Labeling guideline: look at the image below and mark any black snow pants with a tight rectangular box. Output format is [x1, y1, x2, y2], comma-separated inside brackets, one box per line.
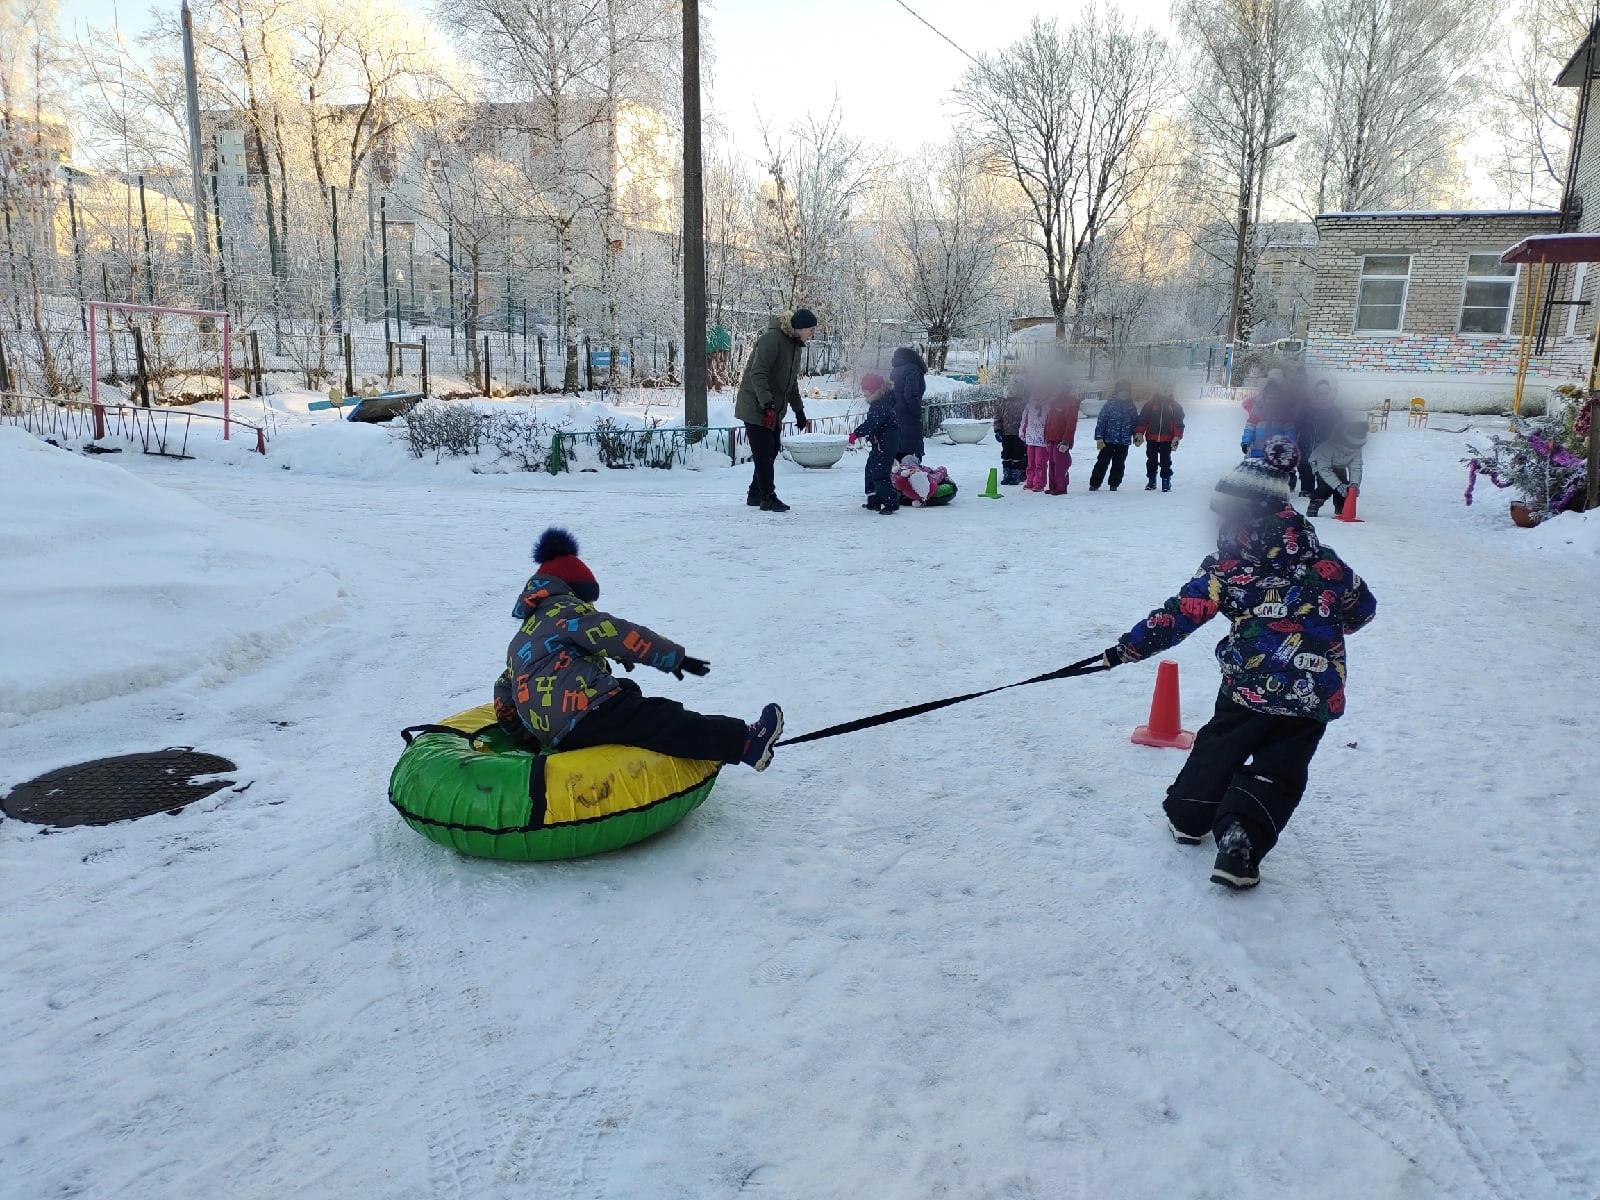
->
[1309, 467, 1351, 516]
[1000, 433, 1027, 484]
[1145, 439, 1174, 483]
[559, 680, 748, 764]
[1090, 443, 1129, 490]
[1164, 691, 1327, 857]
[863, 441, 900, 510]
[746, 422, 780, 502]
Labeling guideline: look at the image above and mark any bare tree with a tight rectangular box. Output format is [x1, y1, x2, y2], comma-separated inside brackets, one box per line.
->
[1482, 0, 1592, 208]
[1296, 0, 1492, 213]
[756, 102, 875, 316]
[885, 135, 1009, 370]
[956, 9, 1169, 341]
[1179, 0, 1307, 344]
[444, 0, 609, 393]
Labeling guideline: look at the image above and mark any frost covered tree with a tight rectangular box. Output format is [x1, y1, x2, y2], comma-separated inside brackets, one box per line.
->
[1178, 0, 1307, 344]
[1296, 0, 1492, 213]
[755, 102, 876, 319]
[956, 9, 1169, 342]
[885, 135, 1010, 370]
[1482, 0, 1592, 208]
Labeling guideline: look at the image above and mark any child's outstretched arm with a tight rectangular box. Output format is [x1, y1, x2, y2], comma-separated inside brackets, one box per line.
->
[559, 604, 690, 675]
[1102, 562, 1223, 666]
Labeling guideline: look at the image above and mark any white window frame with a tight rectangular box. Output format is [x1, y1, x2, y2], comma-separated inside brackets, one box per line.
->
[1566, 263, 1587, 339]
[1353, 254, 1411, 334]
[1458, 252, 1520, 338]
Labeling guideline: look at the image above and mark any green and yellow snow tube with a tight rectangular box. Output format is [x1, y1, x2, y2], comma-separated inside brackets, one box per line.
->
[388, 704, 720, 861]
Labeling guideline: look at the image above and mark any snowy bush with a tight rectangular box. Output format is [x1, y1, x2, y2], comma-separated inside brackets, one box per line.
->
[401, 402, 485, 462]
[483, 408, 554, 471]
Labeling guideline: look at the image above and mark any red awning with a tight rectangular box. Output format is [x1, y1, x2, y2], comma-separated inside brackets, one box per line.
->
[1500, 233, 1600, 264]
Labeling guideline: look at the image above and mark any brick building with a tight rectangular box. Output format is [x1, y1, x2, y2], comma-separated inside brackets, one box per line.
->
[1303, 26, 1600, 411]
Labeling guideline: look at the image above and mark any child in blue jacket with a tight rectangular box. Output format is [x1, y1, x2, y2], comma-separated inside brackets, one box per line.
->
[849, 372, 900, 514]
[1090, 379, 1138, 492]
[1099, 440, 1377, 889]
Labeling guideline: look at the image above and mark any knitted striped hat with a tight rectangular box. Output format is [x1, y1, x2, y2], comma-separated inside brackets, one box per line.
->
[1212, 436, 1300, 516]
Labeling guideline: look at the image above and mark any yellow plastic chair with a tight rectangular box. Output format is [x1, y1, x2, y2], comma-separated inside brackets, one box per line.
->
[1408, 397, 1428, 428]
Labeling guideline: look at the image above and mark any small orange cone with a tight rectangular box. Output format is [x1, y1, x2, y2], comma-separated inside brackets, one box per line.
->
[1335, 485, 1364, 523]
[1131, 659, 1195, 749]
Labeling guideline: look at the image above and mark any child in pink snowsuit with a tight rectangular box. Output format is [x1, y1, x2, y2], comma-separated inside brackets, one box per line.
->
[1019, 392, 1051, 491]
[891, 455, 950, 506]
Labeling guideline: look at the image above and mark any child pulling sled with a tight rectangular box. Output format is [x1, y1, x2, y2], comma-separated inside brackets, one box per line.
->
[1099, 440, 1377, 889]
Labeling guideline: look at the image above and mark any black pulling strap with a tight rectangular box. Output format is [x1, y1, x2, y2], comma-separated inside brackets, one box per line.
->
[774, 653, 1109, 748]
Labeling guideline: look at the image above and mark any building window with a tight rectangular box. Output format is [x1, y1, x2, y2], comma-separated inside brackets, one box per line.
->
[1565, 263, 1587, 338]
[1459, 253, 1519, 335]
[1355, 254, 1410, 332]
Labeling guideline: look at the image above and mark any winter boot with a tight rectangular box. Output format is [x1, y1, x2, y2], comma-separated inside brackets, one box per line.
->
[760, 496, 791, 513]
[741, 703, 785, 772]
[1145, 477, 1157, 491]
[1210, 820, 1260, 890]
[1168, 818, 1205, 846]
[1306, 498, 1324, 517]
[863, 497, 881, 511]
[746, 485, 762, 507]
[1161, 476, 1172, 493]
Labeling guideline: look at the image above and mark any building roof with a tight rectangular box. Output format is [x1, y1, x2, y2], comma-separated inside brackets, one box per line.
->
[1501, 232, 1600, 264]
[1555, 23, 1600, 88]
[1317, 209, 1559, 220]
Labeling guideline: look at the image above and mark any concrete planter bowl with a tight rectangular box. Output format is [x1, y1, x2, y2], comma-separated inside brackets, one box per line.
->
[942, 418, 992, 445]
[784, 432, 849, 469]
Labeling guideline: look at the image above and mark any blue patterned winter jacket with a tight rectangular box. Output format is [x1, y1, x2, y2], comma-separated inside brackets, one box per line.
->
[1094, 396, 1138, 446]
[1114, 508, 1377, 722]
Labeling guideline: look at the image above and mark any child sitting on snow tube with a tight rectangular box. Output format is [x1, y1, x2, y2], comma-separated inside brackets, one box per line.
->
[492, 528, 784, 770]
[891, 455, 956, 507]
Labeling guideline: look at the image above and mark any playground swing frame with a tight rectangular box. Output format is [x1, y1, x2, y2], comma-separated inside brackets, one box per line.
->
[1500, 233, 1600, 512]
[88, 302, 234, 440]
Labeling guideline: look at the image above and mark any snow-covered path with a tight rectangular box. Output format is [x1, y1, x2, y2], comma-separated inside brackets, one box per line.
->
[3, 409, 1596, 1199]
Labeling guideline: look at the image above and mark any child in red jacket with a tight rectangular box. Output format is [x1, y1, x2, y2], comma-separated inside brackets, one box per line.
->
[1043, 390, 1080, 495]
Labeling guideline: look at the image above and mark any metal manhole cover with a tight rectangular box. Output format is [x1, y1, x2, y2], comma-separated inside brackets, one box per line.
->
[0, 749, 239, 828]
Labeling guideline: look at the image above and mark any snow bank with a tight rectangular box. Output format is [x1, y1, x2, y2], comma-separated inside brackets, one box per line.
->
[0, 428, 346, 724]
[1527, 509, 1600, 555]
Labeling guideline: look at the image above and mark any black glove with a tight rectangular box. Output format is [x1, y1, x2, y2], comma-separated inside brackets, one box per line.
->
[1241, 442, 1250, 455]
[674, 656, 711, 680]
[619, 659, 635, 672]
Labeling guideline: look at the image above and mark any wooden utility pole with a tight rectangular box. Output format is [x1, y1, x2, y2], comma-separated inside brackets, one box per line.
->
[682, 0, 707, 431]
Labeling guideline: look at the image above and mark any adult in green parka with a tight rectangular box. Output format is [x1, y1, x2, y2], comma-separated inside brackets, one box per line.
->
[735, 308, 816, 512]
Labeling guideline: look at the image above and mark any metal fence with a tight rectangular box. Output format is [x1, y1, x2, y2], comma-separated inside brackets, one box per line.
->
[0, 392, 268, 456]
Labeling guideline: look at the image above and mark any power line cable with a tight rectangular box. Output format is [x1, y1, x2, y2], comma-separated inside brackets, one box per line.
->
[890, 0, 983, 66]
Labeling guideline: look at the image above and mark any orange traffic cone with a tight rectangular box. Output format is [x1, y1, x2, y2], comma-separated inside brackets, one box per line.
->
[1335, 485, 1364, 523]
[1131, 660, 1195, 750]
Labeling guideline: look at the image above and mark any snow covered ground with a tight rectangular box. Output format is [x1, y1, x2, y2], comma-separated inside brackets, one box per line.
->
[3, 401, 1597, 1200]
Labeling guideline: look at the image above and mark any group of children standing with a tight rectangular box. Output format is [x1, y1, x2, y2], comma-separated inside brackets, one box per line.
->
[995, 378, 1188, 494]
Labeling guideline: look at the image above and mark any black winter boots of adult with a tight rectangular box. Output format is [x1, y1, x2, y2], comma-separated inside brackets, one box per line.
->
[761, 496, 791, 513]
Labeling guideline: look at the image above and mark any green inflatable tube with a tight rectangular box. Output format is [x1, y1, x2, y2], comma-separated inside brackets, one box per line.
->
[388, 704, 720, 861]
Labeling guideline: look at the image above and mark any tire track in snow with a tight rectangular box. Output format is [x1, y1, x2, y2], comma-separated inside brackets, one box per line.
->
[491, 909, 709, 1197]
[1307, 824, 1588, 1200]
[378, 837, 504, 1200]
[1074, 905, 1485, 1197]
[1047, 803, 1483, 1198]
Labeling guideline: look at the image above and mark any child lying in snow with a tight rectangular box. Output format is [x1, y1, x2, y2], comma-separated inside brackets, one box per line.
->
[890, 455, 950, 507]
[493, 528, 784, 770]
[1099, 439, 1377, 890]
